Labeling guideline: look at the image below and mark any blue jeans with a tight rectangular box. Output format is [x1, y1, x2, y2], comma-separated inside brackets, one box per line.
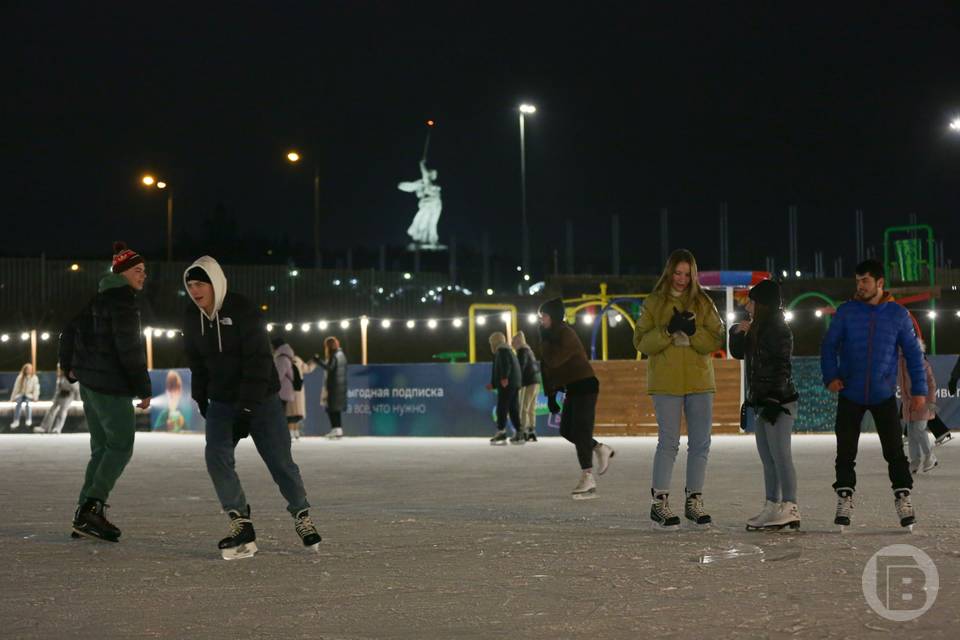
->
[651, 393, 713, 494]
[205, 395, 309, 515]
[906, 419, 931, 464]
[754, 401, 798, 503]
[13, 395, 32, 426]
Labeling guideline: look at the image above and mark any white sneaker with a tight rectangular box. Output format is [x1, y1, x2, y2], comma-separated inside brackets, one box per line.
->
[593, 443, 615, 475]
[571, 471, 596, 500]
[746, 500, 781, 530]
[760, 501, 801, 531]
[32, 426, 46, 434]
[326, 427, 343, 439]
[922, 454, 938, 472]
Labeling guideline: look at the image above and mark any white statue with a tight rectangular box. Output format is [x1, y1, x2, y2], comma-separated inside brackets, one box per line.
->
[398, 159, 443, 248]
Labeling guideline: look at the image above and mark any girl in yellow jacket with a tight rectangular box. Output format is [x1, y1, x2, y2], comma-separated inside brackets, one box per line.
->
[634, 249, 724, 530]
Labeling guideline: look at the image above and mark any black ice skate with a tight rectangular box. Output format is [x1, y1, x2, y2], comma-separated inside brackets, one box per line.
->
[489, 430, 508, 445]
[650, 490, 681, 531]
[684, 491, 712, 526]
[219, 507, 257, 560]
[524, 429, 538, 443]
[294, 509, 322, 552]
[834, 488, 854, 531]
[935, 431, 952, 447]
[894, 489, 916, 531]
[508, 430, 527, 445]
[72, 498, 120, 542]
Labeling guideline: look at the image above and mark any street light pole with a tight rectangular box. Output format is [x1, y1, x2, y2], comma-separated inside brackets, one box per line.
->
[166, 191, 173, 262]
[313, 164, 321, 268]
[518, 104, 536, 277]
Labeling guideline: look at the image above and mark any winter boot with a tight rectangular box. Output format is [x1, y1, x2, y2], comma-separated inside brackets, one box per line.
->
[745, 500, 781, 531]
[650, 490, 681, 530]
[834, 488, 854, 529]
[593, 443, 615, 475]
[761, 501, 801, 531]
[684, 491, 712, 526]
[293, 509, 322, 551]
[219, 506, 257, 560]
[894, 489, 916, 530]
[72, 498, 120, 542]
[571, 470, 597, 500]
[489, 430, 508, 445]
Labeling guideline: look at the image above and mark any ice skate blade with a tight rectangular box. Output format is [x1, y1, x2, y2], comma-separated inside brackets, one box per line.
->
[651, 522, 681, 532]
[760, 521, 800, 532]
[221, 542, 258, 560]
[72, 527, 118, 543]
[571, 490, 597, 500]
[489, 441, 508, 446]
[304, 542, 321, 553]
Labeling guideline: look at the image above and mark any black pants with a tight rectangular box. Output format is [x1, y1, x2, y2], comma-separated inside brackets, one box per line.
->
[560, 392, 599, 470]
[834, 395, 912, 492]
[496, 387, 521, 431]
[327, 410, 342, 429]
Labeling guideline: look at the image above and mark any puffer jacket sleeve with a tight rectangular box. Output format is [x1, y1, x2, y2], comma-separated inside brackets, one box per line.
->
[897, 309, 927, 397]
[237, 303, 275, 409]
[634, 297, 671, 355]
[689, 294, 724, 355]
[728, 325, 746, 360]
[111, 294, 152, 399]
[58, 315, 79, 382]
[820, 305, 845, 385]
[751, 321, 794, 400]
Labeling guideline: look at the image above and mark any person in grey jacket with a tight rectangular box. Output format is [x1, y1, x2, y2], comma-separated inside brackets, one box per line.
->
[38, 365, 80, 434]
[320, 336, 348, 439]
[487, 332, 523, 445]
[512, 331, 542, 442]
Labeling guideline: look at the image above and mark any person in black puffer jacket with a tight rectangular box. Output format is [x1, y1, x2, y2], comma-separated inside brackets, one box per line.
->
[729, 279, 801, 531]
[58, 242, 153, 543]
[511, 331, 542, 442]
[182, 255, 320, 560]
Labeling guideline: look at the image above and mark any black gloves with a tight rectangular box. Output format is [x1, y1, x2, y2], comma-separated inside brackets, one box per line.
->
[667, 307, 696, 336]
[233, 407, 253, 445]
[197, 398, 209, 419]
[950, 376, 958, 396]
[758, 399, 791, 425]
[547, 393, 562, 415]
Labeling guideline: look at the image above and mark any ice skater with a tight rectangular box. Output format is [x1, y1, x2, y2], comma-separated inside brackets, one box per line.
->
[729, 280, 801, 531]
[512, 331, 542, 442]
[10, 363, 40, 430]
[38, 365, 80, 433]
[634, 249, 724, 529]
[821, 259, 927, 530]
[538, 298, 614, 499]
[486, 332, 523, 445]
[319, 336, 347, 439]
[898, 341, 938, 475]
[59, 242, 152, 542]
[182, 256, 321, 559]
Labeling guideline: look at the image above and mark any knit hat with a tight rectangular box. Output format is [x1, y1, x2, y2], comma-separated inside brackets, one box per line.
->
[748, 279, 782, 308]
[538, 298, 566, 324]
[185, 266, 212, 284]
[111, 241, 144, 274]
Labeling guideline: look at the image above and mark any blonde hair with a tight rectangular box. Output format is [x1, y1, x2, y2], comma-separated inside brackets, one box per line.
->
[19, 363, 33, 376]
[653, 248, 706, 303]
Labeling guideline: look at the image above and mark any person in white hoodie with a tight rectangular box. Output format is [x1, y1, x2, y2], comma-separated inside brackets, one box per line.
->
[10, 363, 40, 429]
[181, 256, 321, 560]
[38, 364, 80, 434]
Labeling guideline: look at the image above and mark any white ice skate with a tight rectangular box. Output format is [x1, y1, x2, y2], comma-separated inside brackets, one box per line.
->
[326, 427, 343, 440]
[760, 502, 801, 532]
[894, 489, 915, 532]
[909, 458, 922, 475]
[571, 471, 596, 500]
[922, 454, 938, 473]
[745, 500, 780, 531]
[593, 443, 615, 475]
[834, 488, 854, 533]
[935, 431, 952, 446]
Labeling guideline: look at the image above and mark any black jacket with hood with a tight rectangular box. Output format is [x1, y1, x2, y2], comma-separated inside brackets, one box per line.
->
[729, 315, 798, 405]
[182, 256, 280, 410]
[58, 272, 152, 399]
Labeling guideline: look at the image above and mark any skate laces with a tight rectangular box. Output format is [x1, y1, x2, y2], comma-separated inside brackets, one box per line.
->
[652, 496, 676, 519]
[295, 512, 317, 537]
[685, 494, 706, 518]
[835, 494, 853, 518]
[895, 493, 913, 517]
[227, 514, 251, 537]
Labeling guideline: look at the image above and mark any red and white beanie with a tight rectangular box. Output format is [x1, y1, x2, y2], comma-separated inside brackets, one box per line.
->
[111, 241, 144, 274]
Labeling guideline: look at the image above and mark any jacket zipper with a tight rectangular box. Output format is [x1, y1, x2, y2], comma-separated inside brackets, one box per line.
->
[864, 309, 876, 404]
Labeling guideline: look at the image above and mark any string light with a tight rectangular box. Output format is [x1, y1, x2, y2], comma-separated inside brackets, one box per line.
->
[20, 332, 30, 341]
[301, 322, 311, 332]
[340, 319, 350, 329]
[284, 323, 293, 331]
[527, 313, 538, 325]
[406, 320, 416, 329]
[452, 318, 463, 328]
[381, 319, 392, 329]
[318, 320, 329, 331]
[40, 332, 50, 341]
[476, 316, 487, 326]
[582, 314, 594, 326]
[427, 319, 438, 329]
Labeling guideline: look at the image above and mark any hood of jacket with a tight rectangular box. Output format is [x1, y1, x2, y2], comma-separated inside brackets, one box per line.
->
[183, 256, 228, 320]
[98, 272, 131, 293]
[274, 342, 295, 360]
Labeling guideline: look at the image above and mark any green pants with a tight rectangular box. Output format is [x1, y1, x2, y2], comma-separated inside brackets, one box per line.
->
[78, 385, 136, 504]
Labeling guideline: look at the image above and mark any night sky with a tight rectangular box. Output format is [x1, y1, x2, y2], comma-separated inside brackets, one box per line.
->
[3, 2, 959, 275]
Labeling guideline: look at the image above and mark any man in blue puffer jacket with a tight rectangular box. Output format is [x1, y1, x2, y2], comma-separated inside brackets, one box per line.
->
[821, 259, 927, 529]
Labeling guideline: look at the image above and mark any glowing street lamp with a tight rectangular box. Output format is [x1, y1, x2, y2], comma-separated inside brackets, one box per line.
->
[949, 117, 960, 132]
[140, 173, 174, 261]
[518, 103, 536, 278]
[285, 149, 321, 267]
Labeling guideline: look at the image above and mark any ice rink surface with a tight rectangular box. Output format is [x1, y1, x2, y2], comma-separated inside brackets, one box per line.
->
[1, 433, 957, 639]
